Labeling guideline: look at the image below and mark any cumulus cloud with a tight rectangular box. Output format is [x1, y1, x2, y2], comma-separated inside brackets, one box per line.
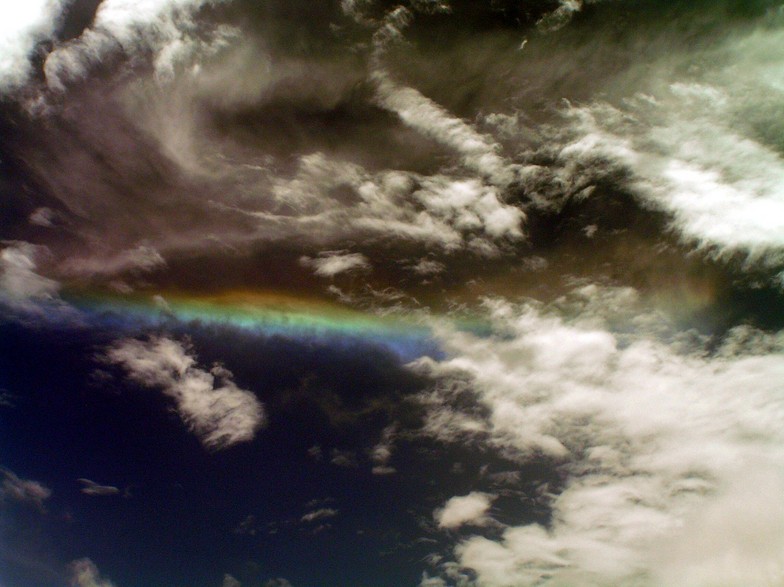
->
[78, 478, 120, 497]
[257, 153, 524, 253]
[221, 575, 241, 587]
[435, 492, 495, 530]
[301, 508, 339, 523]
[369, 424, 397, 475]
[0, 0, 66, 91]
[558, 93, 784, 264]
[412, 288, 784, 585]
[330, 449, 358, 468]
[105, 336, 265, 450]
[0, 242, 59, 302]
[60, 245, 166, 278]
[0, 467, 51, 510]
[28, 207, 57, 227]
[524, 17, 784, 270]
[43, 0, 230, 92]
[69, 558, 116, 587]
[537, 0, 583, 33]
[300, 251, 371, 278]
[409, 258, 445, 276]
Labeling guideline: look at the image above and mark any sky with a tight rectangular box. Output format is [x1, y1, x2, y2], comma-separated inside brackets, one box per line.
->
[1, 1, 784, 586]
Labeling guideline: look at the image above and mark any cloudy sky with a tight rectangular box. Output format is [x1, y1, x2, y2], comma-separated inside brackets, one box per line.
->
[1, 1, 784, 586]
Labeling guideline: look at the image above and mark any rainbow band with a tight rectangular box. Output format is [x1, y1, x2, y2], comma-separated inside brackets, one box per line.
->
[64, 290, 444, 360]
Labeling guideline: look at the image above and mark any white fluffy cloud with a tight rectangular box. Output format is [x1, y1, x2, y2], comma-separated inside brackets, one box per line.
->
[69, 558, 116, 587]
[258, 153, 523, 253]
[78, 478, 120, 496]
[0, 242, 59, 301]
[221, 575, 241, 587]
[105, 336, 266, 450]
[435, 492, 495, 530]
[60, 245, 166, 278]
[559, 93, 784, 264]
[44, 0, 229, 91]
[0, 468, 51, 510]
[413, 288, 784, 586]
[0, 0, 66, 90]
[300, 251, 371, 278]
[301, 508, 339, 523]
[545, 21, 784, 267]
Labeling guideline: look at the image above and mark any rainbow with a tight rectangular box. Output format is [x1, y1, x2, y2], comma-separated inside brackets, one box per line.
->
[62, 289, 449, 360]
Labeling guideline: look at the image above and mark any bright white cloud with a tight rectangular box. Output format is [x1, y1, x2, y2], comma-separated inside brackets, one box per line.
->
[435, 492, 495, 530]
[69, 558, 116, 587]
[369, 6, 520, 187]
[300, 252, 371, 278]
[105, 336, 265, 450]
[0, 242, 59, 301]
[301, 508, 339, 523]
[559, 96, 784, 264]
[60, 245, 166, 278]
[413, 287, 784, 586]
[260, 153, 524, 253]
[44, 0, 229, 91]
[0, 0, 66, 90]
[546, 20, 784, 267]
[409, 258, 446, 276]
[78, 478, 120, 496]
